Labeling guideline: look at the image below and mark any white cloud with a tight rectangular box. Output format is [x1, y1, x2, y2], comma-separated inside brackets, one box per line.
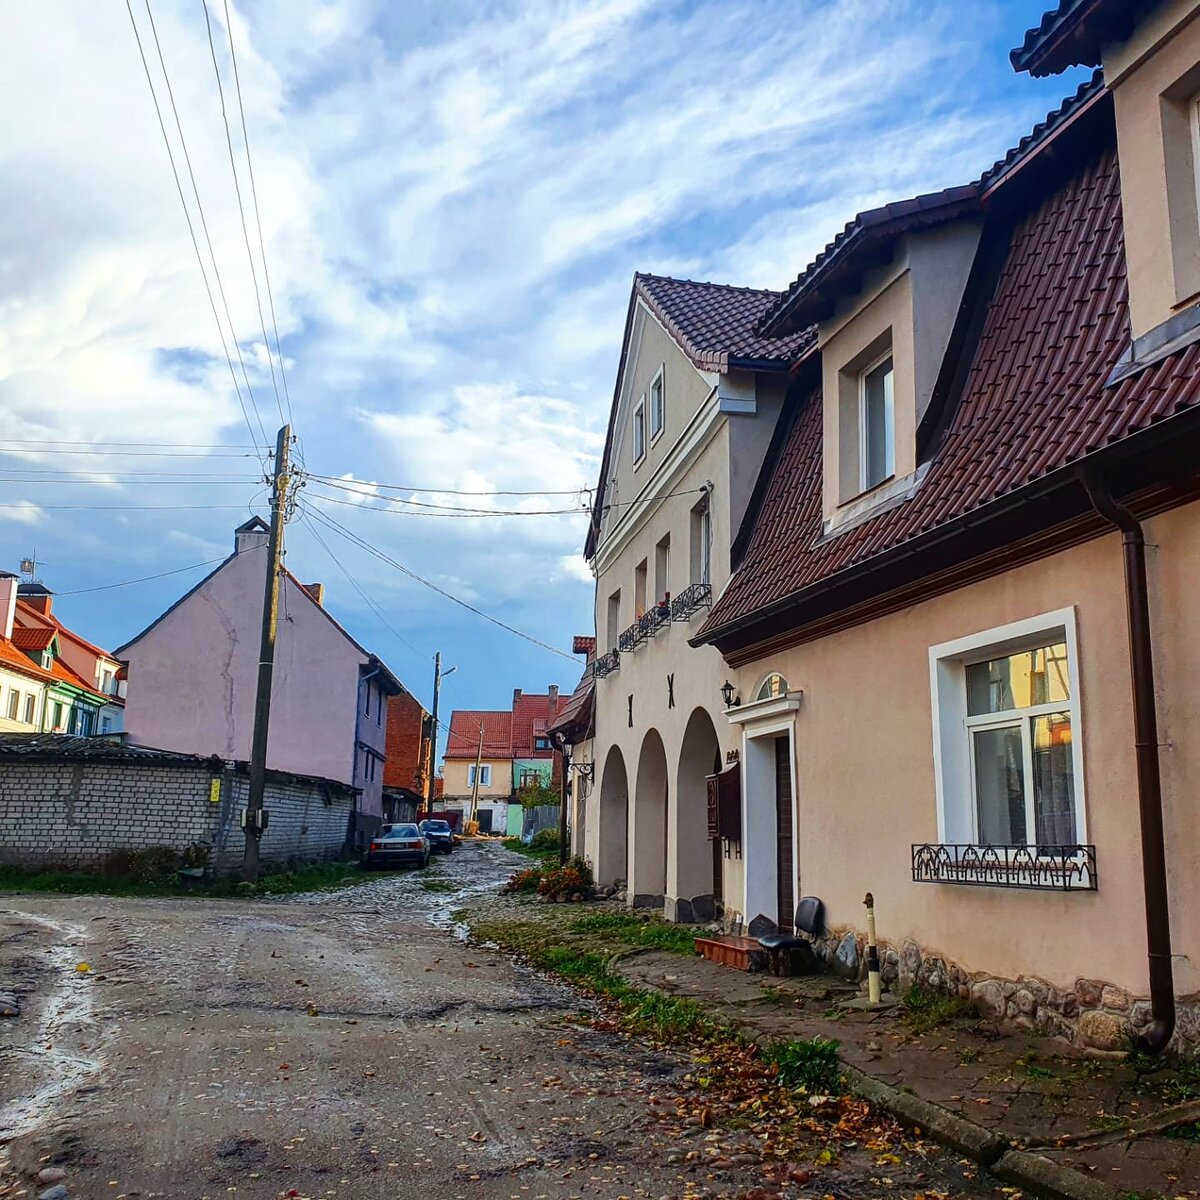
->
[0, 502, 45, 527]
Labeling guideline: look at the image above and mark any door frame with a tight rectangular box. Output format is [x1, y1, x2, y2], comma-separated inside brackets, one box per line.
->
[725, 690, 801, 931]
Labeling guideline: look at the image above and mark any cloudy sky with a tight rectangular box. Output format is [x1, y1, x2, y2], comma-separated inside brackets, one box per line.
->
[0, 0, 1085, 724]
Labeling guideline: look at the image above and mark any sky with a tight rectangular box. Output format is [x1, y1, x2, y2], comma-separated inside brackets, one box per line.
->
[0, 0, 1087, 729]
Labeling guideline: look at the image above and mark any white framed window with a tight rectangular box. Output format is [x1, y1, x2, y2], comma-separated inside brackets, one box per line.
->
[649, 366, 665, 443]
[1190, 93, 1200, 239]
[930, 608, 1086, 850]
[632, 397, 646, 465]
[859, 353, 895, 492]
[5, 691, 17, 721]
[468, 763, 492, 787]
[655, 534, 670, 602]
[23, 694, 34, 724]
[40, 651, 53, 670]
[690, 496, 712, 586]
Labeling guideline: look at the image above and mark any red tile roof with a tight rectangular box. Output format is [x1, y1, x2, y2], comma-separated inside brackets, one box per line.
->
[701, 140, 1200, 646]
[511, 691, 561, 757]
[635, 274, 815, 370]
[11, 627, 55, 652]
[0, 638, 53, 683]
[445, 710, 513, 759]
[1009, 0, 1148, 77]
[15, 603, 115, 664]
[547, 669, 595, 742]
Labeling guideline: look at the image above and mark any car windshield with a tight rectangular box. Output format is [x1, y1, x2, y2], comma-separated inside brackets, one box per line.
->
[385, 825, 420, 839]
[423, 821, 450, 832]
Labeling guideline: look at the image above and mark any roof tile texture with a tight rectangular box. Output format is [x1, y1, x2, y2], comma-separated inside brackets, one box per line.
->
[705, 146, 1200, 633]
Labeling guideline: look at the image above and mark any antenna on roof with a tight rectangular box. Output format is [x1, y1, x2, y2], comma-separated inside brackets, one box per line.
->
[19, 554, 42, 583]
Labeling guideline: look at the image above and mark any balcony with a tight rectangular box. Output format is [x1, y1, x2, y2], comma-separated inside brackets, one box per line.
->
[593, 648, 620, 678]
[640, 603, 670, 639]
[912, 843, 1097, 891]
[671, 582, 712, 622]
[617, 622, 641, 653]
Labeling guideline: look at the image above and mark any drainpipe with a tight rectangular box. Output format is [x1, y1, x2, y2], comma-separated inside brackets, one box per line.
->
[1079, 468, 1175, 1055]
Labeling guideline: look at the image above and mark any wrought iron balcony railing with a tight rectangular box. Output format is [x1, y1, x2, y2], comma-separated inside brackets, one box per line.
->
[640, 603, 670, 639]
[671, 582, 712, 621]
[617, 621, 642, 653]
[912, 843, 1097, 891]
[593, 648, 620, 678]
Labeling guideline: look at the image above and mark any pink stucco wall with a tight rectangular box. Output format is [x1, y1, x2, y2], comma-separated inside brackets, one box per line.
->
[121, 533, 365, 789]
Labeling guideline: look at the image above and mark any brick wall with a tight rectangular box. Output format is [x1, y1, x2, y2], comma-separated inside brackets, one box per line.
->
[384, 690, 428, 794]
[0, 758, 354, 873]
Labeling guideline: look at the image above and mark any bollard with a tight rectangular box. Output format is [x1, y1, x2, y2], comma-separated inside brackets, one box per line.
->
[864, 892, 882, 1004]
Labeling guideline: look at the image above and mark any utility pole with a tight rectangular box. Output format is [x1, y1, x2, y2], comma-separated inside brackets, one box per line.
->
[468, 725, 484, 831]
[243, 424, 290, 882]
[424, 653, 454, 819]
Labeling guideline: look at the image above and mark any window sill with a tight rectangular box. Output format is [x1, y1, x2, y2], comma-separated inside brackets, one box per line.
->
[820, 463, 930, 543]
[911, 843, 1097, 891]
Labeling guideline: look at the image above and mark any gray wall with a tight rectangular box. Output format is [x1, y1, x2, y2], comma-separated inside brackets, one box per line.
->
[0, 758, 353, 873]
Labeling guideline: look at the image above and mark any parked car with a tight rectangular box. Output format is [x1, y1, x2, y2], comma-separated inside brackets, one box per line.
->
[419, 819, 455, 854]
[363, 824, 429, 870]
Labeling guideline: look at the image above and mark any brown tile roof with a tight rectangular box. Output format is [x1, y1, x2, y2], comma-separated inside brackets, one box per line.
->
[445, 710, 513, 759]
[511, 691, 561, 757]
[701, 142, 1200, 643]
[1009, 0, 1149, 77]
[547, 668, 595, 742]
[11, 627, 55, 652]
[635, 274, 815, 370]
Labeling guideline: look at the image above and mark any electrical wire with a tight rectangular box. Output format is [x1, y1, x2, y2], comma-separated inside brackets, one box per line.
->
[221, 0, 293, 428]
[303, 484, 592, 518]
[301, 502, 576, 662]
[304, 471, 592, 498]
[0, 469, 265, 480]
[142, 0, 271, 454]
[53, 553, 240, 595]
[0, 503, 265, 512]
[201, 0, 286, 427]
[0, 447, 263, 459]
[124, 0, 268, 463]
[0, 438, 260, 450]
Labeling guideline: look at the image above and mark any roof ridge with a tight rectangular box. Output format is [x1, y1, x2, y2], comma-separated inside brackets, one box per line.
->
[636, 271, 780, 297]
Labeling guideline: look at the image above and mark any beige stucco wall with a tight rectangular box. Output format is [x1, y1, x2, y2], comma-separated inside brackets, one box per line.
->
[729, 502, 1200, 1000]
[442, 757, 511, 800]
[1107, 0, 1200, 337]
[0, 666, 42, 733]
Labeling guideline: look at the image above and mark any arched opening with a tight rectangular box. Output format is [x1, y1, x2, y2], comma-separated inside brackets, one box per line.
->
[596, 745, 629, 887]
[632, 729, 668, 907]
[670, 707, 723, 922]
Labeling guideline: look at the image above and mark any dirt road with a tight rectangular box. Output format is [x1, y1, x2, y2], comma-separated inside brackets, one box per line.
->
[1, 843, 1004, 1199]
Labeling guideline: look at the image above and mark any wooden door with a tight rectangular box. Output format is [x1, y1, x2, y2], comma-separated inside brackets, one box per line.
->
[774, 736, 794, 932]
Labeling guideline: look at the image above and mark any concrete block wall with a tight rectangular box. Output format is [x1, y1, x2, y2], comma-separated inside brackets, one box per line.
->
[0, 759, 353, 873]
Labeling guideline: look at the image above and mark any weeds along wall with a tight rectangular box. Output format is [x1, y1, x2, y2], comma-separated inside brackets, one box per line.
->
[0, 756, 354, 872]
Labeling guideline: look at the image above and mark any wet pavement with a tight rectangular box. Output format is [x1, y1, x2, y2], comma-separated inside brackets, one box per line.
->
[2, 842, 1010, 1199]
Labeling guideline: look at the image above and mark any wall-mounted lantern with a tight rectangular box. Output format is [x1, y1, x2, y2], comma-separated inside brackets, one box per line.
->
[720, 679, 740, 708]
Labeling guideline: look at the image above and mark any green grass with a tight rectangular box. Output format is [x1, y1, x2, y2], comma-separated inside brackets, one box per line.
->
[900, 985, 981, 1034]
[0, 859, 367, 899]
[500, 837, 559, 864]
[569, 910, 699, 955]
[1130, 1049, 1200, 1104]
[762, 1038, 844, 1094]
[1165, 1121, 1200, 1142]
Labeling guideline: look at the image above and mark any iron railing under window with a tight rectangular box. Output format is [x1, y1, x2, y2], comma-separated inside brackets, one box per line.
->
[911, 843, 1097, 891]
[670, 582, 712, 621]
[618, 621, 642, 653]
[640, 604, 670, 639]
[593, 648, 620, 678]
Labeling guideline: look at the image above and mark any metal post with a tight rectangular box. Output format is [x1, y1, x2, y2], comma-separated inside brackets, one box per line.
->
[243, 424, 290, 883]
[468, 725, 484, 832]
[864, 892, 882, 1004]
[558, 741, 569, 866]
[425, 652, 441, 819]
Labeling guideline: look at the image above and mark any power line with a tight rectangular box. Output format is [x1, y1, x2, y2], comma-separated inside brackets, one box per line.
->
[142, 0, 271, 453]
[124, 0, 267, 461]
[301, 502, 576, 662]
[0, 468, 264, 480]
[303, 483, 592, 518]
[0, 502, 264, 512]
[54, 553, 240, 595]
[299, 510, 430, 662]
[0, 438, 260, 450]
[201, 0, 286, 427]
[304, 472, 592, 498]
[221, 0, 293, 427]
[0, 447, 262, 459]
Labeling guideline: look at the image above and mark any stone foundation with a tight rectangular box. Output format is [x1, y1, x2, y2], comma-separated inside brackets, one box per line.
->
[804, 927, 1200, 1053]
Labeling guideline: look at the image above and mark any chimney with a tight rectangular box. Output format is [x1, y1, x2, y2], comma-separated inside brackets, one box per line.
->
[17, 583, 53, 615]
[234, 517, 270, 555]
[513, 688, 522, 705]
[548, 685, 559, 704]
[302, 582, 325, 607]
[0, 574, 17, 641]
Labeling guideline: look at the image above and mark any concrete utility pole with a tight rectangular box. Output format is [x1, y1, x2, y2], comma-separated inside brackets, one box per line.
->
[424, 652, 455, 818]
[468, 725, 484, 830]
[243, 424, 290, 883]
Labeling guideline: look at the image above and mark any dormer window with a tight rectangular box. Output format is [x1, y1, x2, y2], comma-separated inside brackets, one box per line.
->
[41, 651, 53, 670]
[860, 354, 895, 492]
[633, 396, 646, 465]
[649, 366, 665, 443]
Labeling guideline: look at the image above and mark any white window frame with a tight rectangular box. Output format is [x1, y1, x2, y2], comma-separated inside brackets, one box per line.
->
[1190, 93, 1200, 237]
[5, 690, 17, 721]
[649, 365, 665, 444]
[929, 607, 1087, 849]
[469, 764, 492, 788]
[632, 396, 646, 466]
[22, 694, 34, 725]
[858, 351, 895, 494]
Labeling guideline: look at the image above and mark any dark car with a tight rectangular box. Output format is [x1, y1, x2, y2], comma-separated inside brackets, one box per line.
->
[419, 819, 455, 854]
[363, 824, 429, 870]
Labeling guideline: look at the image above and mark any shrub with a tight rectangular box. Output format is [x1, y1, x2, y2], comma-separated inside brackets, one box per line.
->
[104, 845, 179, 883]
[502, 866, 544, 894]
[530, 828, 561, 852]
[901, 984, 980, 1033]
[536, 856, 593, 898]
[181, 842, 211, 870]
[763, 1037, 843, 1094]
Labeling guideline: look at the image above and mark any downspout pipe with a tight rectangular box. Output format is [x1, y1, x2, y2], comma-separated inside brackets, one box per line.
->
[1079, 467, 1175, 1055]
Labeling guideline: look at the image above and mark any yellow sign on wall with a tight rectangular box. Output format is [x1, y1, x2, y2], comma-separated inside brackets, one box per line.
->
[209, 778, 221, 805]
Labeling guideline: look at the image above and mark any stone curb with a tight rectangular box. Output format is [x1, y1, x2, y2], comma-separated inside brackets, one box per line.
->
[839, 1064, 1124, 1200]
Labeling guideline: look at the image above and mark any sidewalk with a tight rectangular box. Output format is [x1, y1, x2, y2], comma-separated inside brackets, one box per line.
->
[614, 943, 1200, 1199]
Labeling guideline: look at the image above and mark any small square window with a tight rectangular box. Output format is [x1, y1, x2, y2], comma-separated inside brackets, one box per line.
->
[859, 355, 895, 492]
[649, 368, 665, 442]
[632, 397, 646, 464]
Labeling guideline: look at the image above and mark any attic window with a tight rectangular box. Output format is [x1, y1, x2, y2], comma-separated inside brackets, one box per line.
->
[40, 651, 53, 670]
[633, 397, 646, 465]
[649, 366, 665, 442]
[860, 354, 895, 492]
